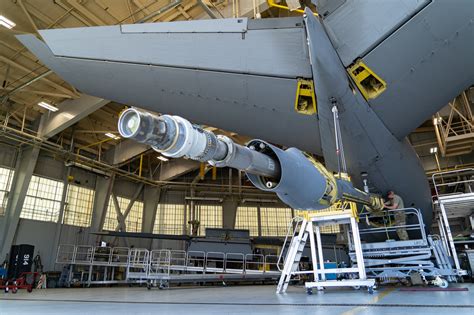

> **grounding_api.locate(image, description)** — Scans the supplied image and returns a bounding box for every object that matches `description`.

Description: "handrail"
[277,216,304,271]
[56,245,283,278]
[266,0,318,16]
[357,207,427,242]
[432,168,474,198]
[225,252,245,272]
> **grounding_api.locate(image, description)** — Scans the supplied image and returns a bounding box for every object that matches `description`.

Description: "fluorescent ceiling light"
[0,15,15,29]
[242,198,278,203]
[157,156,169,162]
[430,147,438,154]
[105,132,120,140]
[62,113,75,119]
[185,197,223,202]
[38,101,58,112]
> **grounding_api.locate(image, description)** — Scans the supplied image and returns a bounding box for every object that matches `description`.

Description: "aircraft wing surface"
[17,17,323,154]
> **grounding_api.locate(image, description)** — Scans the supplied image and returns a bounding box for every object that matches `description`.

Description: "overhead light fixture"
[157,156,169,162]
[38,101,58,112]
[62,113,75,119]
[430,147,438,154]
[0,15,15,29]
[105,132,120,140]
[433,117,440,125]
[185,197,223,202]
[242,198,278,203]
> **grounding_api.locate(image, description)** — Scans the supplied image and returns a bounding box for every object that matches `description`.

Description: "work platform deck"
[0,284,472,314]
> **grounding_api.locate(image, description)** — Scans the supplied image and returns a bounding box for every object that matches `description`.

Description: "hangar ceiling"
[0,0,473,178]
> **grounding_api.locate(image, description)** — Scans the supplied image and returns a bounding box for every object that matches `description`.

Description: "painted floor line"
[0,298,473,308]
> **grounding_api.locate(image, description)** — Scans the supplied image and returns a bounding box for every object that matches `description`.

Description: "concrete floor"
[1,283,473,314]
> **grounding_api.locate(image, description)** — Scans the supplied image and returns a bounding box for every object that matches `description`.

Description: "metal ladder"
[276,219,309,293]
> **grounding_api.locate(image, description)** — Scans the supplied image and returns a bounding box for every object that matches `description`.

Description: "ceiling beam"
[0,86,74,99]
[38,94,110,139]
[158,159,200,181]
[66,0,108,26]
[103,139,150,165]
[0,56,77,97]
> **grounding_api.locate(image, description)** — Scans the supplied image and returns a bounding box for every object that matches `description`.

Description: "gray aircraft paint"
[16,1,474,227]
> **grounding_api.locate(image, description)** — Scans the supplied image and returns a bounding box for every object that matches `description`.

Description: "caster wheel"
[439,279,448,289]
[353,286,361,290]
[146,284,151,290]
[368,286,374,294]
[27,287,33,293]
[4,287,8,293]
[12,288,17,294]
[306,288,313,295]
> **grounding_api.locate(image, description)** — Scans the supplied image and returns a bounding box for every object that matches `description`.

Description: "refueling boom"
[118,108,384,211]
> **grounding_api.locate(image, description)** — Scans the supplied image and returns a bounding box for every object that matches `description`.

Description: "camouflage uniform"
[389,194,408,241]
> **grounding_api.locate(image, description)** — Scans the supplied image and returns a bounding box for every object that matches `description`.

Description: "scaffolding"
[433,91,474,157]
[432,168,474,272]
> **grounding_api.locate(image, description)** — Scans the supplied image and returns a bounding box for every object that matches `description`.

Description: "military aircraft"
[16,1,474,226]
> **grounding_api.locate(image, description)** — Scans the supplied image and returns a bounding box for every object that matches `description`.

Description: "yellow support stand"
[199,163,206,180]
[212,166,217,180]
[295,201,359,234]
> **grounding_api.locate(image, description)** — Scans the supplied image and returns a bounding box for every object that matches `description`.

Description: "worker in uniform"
[384,191,408,241]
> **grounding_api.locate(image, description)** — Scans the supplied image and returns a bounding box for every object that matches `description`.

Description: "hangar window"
[21,175,64,222]
[103,196,144,232]
[153,203,185,235]
[260,207,293,236]
[0,166,14,216]
[195,204,223,236]
[235,206,259,236]
[63,184,95,227]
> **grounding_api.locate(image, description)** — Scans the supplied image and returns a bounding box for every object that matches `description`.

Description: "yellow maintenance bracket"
[294,79,317,115]
[266,0,319,15]
[348,60,387,100]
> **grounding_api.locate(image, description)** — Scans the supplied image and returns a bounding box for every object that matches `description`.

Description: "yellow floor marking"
[340,287,396,315]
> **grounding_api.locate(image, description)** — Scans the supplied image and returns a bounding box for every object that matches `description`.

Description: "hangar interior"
[0,0,473,314]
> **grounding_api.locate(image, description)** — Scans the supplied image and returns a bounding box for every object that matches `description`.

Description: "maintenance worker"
[384,191,409,240]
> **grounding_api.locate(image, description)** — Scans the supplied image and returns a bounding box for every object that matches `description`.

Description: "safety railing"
[127,248,150,279]
[205,252,225,273]
[129,248,149,267]
[277,216,304,271]
[111,247,130,266]
[75,245,94,264]
[432,168,474,199]
[186,251,205,272]
[354,208,427,247]
[56,244,76,264]
[149,250,171,277]
[92,246,112,265]
[56,245,282,279]
[264,255,282,272]
[169,250,187,271]
[225,253,245,273]
[245,254,264,273]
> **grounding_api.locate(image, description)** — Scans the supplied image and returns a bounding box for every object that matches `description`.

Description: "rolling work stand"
[276,201,375,294]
